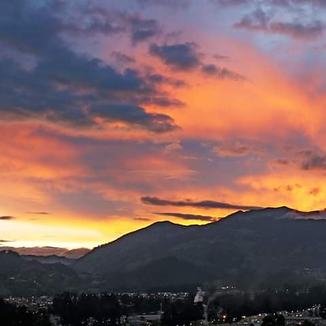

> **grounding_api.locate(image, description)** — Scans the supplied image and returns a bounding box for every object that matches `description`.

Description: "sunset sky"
[1,0,326,249]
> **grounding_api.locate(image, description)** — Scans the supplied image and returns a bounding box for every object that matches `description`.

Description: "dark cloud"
[59,7,124,37]
[0,216,15,220]
[127,15,161,44]
[149,42,244,80]
[0,59,177,131]
[149,42,201,70]
[27,212,50,215]
[0,240,11,243]
[309,187,320,196]
[92,104,178,133]
[0,0,179,133]
[111,52,136,65]
[146,73,187,89]
[274,159,290,166]
[144,97,185,108]
[53,4,161,44]
[301,151,326,170]
[155,212,217,221]
[234,8,271,32]
[269,21,325,39]
[235,9,325,39]
[0,1,60,56]
[214,143,250,157]
[133,217,152,221]
[201,64,245,81]
[141,196,262,210]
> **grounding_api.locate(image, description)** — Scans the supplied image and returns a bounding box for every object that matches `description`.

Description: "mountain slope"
[23,254,74,265]
[0,251,82,296]
[0,246,90,258]
[74,207,326,290]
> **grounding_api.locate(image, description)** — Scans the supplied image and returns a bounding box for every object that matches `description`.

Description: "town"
[3,288,326,326]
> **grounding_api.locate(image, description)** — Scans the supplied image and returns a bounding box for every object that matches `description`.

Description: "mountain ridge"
[0,246,90,259]
[0,250,81,296]
[74,206,326,291]
[2,206,326,295]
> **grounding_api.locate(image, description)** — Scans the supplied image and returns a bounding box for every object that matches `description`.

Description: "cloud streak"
[235,8,325,39]
[155,212,217,221]
[301,151,326,171]
[0,216,15,220]
[27,212,50,215]
[149,42,201,70]
[141,196,262,210]
[149,41,244,81]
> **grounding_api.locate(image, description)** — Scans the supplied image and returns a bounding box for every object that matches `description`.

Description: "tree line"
[4,284,326,325]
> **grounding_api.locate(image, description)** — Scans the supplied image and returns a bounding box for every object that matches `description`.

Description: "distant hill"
[74,207,326,291]
[23,254,74,266]
[0,251,82,296]
[0,246,90,259]
[2,207,326,295]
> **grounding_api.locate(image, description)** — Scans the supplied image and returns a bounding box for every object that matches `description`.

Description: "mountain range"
[2,206,326,295]
[74,206,326,290]
[0,246,90,259]
[0,250,81,296]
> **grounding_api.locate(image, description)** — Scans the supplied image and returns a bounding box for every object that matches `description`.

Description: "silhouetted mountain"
[23,254,74,265]
[74,207,326,290]
[0,246,90,258]
[3,207,326,295]
[0,250,81,296]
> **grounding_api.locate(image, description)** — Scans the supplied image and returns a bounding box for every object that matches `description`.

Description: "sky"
[1,0,326,249]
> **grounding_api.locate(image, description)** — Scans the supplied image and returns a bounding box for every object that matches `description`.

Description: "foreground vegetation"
[4,284,326,325]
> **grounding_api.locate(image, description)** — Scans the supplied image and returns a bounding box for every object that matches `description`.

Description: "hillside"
[74,207,326,290]
[0,246,90,259]
[0,251,82,296]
